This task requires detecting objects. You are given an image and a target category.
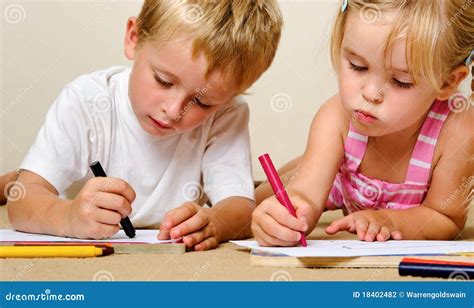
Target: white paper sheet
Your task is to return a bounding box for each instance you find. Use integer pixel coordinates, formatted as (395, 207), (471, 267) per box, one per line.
(0, 229), (176, 244)
(230, 240), (474, 257)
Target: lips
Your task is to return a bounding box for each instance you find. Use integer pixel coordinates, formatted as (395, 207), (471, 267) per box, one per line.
(149, 116), (173, 130)
(354, 109), (377, 124)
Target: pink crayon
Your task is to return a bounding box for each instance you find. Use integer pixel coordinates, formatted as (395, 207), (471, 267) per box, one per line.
(258, 153), (307, 247)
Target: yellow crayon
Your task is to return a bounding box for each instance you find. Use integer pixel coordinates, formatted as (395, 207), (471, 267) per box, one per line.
(0, 245), (114, 258)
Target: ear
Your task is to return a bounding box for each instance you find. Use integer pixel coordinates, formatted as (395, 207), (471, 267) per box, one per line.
(436, 65), (469, 101)
(124, 17), (139, 61)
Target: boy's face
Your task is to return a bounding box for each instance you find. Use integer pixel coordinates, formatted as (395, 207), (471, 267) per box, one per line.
(337, 12), (439, 137)
(124, 18), (236, 137)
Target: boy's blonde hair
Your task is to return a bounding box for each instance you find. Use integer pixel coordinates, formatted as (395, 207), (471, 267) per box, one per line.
(331, 0), (474, 92)
(136, 0), (283, 94)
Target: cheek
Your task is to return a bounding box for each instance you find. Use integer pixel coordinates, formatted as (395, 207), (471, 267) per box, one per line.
(338, 70), (359, 107)
(176, 106), (214, 130)
(383, 92), (431, 125)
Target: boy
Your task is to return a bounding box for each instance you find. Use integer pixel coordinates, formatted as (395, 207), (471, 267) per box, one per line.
(7, 0), (282, 251)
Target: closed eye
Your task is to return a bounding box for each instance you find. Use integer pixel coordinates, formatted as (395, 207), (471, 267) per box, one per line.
(391, 78), (413, 89)
(349, 62), (367, 72)
(193, 97), (212, 109)
(153, 73), (173, 88)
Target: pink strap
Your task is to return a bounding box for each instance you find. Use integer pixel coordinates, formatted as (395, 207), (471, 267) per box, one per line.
(404, 100), (451, 185)
(343, 123), (368, 172)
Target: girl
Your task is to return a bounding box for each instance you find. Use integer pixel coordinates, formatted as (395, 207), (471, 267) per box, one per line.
(253, 0), (473, 246)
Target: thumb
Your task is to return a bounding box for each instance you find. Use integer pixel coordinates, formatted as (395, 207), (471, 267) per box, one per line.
(158, 223), (171, 240)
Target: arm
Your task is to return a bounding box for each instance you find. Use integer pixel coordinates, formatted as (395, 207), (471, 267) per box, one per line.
(386, 109), (473, 240)
(7, 170), (71, 236)
(252, 95), (347, 246)
(8, 170), (136, 239)
(210, 196), (255, 242)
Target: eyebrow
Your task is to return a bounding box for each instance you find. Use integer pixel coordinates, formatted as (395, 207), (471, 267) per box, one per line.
(342, 46), (411, 74)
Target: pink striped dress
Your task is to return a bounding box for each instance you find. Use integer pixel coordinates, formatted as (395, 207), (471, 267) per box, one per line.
(326, 100), (451, 213)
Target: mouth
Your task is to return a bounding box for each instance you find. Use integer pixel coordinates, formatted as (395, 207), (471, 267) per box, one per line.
(354, 109), (378, 124)
(149, 116), (173, 130)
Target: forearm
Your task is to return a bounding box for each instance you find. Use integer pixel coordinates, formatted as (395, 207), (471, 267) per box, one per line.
(210, 196), (255, 242)
(381, 206), (462, 240)
(7, 183), (72, 236)
(0, 171), (19, 204)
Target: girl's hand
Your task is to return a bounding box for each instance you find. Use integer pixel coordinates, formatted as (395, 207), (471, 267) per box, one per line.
(158, 202), (219, 251)
(325, 209), (402, 241)
(251, 189), (318, 247)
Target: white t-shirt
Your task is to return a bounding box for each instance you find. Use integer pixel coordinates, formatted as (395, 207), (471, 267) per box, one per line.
(20, 66), (255, 228)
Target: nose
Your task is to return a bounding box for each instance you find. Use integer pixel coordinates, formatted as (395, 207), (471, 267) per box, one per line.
(160, 93), (187, 120)
(362, 77), (385, 104)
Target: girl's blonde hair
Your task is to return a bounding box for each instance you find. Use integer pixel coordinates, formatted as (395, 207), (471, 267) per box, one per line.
(136, 0), (283, 94)
(331, 0), (474, 92)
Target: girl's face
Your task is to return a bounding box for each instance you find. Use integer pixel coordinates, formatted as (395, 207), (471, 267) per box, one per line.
(338, 11), (440, 137)
(124, 18), (236, 138)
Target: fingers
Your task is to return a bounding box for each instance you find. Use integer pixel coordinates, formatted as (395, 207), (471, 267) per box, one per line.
(160, 203), (199, 233)
(259, 213), (302, 242)
(181, 224), (215, 247)
(88, 224), (120, 240)
(194, 237), (218, 251)
(157, 228), (170, 240)
(86, 177), (136, 204)
(325, 211), (402, 242)
(355, 218), (369, 240)
(91, 192), (132, 218)
(253, 224), (300, 247)
(376, 226), (391, 241)
(364, 222), (381, 242)
(391, 230), (402, 240)
(325, 216), (354, 235)
(94, 208), (122, 225)
(170, 210), (209, 239)
(263, 199), (307, 232)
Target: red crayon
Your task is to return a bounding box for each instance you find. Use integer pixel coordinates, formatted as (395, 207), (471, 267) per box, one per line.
(258, 153), (307, 247)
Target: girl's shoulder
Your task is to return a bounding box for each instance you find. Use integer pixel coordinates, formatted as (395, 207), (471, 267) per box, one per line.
(433, 103), (474, 166)
(313, 93), (351, 141)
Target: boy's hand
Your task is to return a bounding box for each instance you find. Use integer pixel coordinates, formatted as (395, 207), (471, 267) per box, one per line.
(158, 202), (219, 251)
(66, 177), (135, 239)
(325, 209), (402, 241)
(251, 189), (317, 247)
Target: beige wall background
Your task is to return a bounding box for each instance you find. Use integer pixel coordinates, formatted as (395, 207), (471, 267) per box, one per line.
(1, 0), (471, 181)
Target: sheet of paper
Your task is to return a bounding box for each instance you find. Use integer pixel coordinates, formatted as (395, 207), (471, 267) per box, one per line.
(0, 229), (176, 244)
(231, 240), (474, 257)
